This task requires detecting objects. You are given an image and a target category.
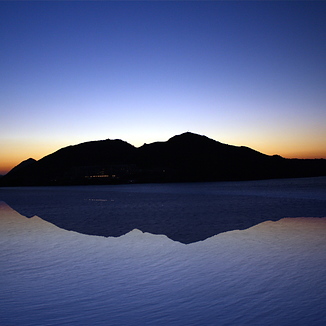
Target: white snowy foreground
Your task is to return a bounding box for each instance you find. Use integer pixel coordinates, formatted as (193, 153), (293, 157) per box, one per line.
(1, 201), (326, 326)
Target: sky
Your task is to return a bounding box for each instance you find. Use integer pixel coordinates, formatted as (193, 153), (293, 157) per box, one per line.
(1, 1), (326, 175)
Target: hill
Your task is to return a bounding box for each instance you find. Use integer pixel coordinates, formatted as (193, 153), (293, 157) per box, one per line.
(1, 132), (325, 186)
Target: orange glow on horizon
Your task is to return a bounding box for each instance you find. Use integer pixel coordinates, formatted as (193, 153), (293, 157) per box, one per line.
(0, 138), (325, 176)
(260, 147), (326, 160)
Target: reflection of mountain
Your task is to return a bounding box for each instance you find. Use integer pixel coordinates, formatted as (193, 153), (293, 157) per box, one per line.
(1, 132), (325, 186)
(2, 199), (326, 326)
(1, 178), (325, 243)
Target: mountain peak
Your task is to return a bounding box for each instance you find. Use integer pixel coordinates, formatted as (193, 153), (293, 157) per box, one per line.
(169, 131), (208, 140)
(1, 133), (325, 186)
(168, 132), (221, 145)
(6, 158), (37, 175)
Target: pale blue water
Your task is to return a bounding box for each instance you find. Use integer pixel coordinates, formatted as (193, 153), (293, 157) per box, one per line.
(1, 177), (326, 325)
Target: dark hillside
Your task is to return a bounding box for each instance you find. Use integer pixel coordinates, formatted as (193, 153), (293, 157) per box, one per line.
(1, 132), (325, 186)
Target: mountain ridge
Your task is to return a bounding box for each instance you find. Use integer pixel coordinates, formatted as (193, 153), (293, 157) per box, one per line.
(1, 132), (325, 186)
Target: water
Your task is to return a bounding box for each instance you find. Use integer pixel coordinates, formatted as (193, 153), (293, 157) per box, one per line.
(1, 177), (325, 243)
(1, 177), (326, 325)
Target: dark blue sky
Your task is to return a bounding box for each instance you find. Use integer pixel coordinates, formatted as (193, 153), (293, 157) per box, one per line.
(1, 1), (325, 173)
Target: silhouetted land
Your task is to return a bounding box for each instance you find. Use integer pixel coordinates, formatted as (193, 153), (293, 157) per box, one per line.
(1, 132), (325, 186)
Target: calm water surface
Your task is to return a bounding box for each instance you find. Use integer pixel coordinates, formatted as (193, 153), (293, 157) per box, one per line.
(0, 177), (325, 243)
(0, 177), (326, 325)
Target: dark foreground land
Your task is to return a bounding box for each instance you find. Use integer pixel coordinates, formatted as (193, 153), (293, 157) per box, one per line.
(1, 132), (325, 186)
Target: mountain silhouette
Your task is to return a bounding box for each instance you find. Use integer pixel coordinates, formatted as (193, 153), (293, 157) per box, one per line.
(1, 132), (325, 186)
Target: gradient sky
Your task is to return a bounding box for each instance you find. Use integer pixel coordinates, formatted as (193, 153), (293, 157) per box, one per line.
(1, 1), (326, 175)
